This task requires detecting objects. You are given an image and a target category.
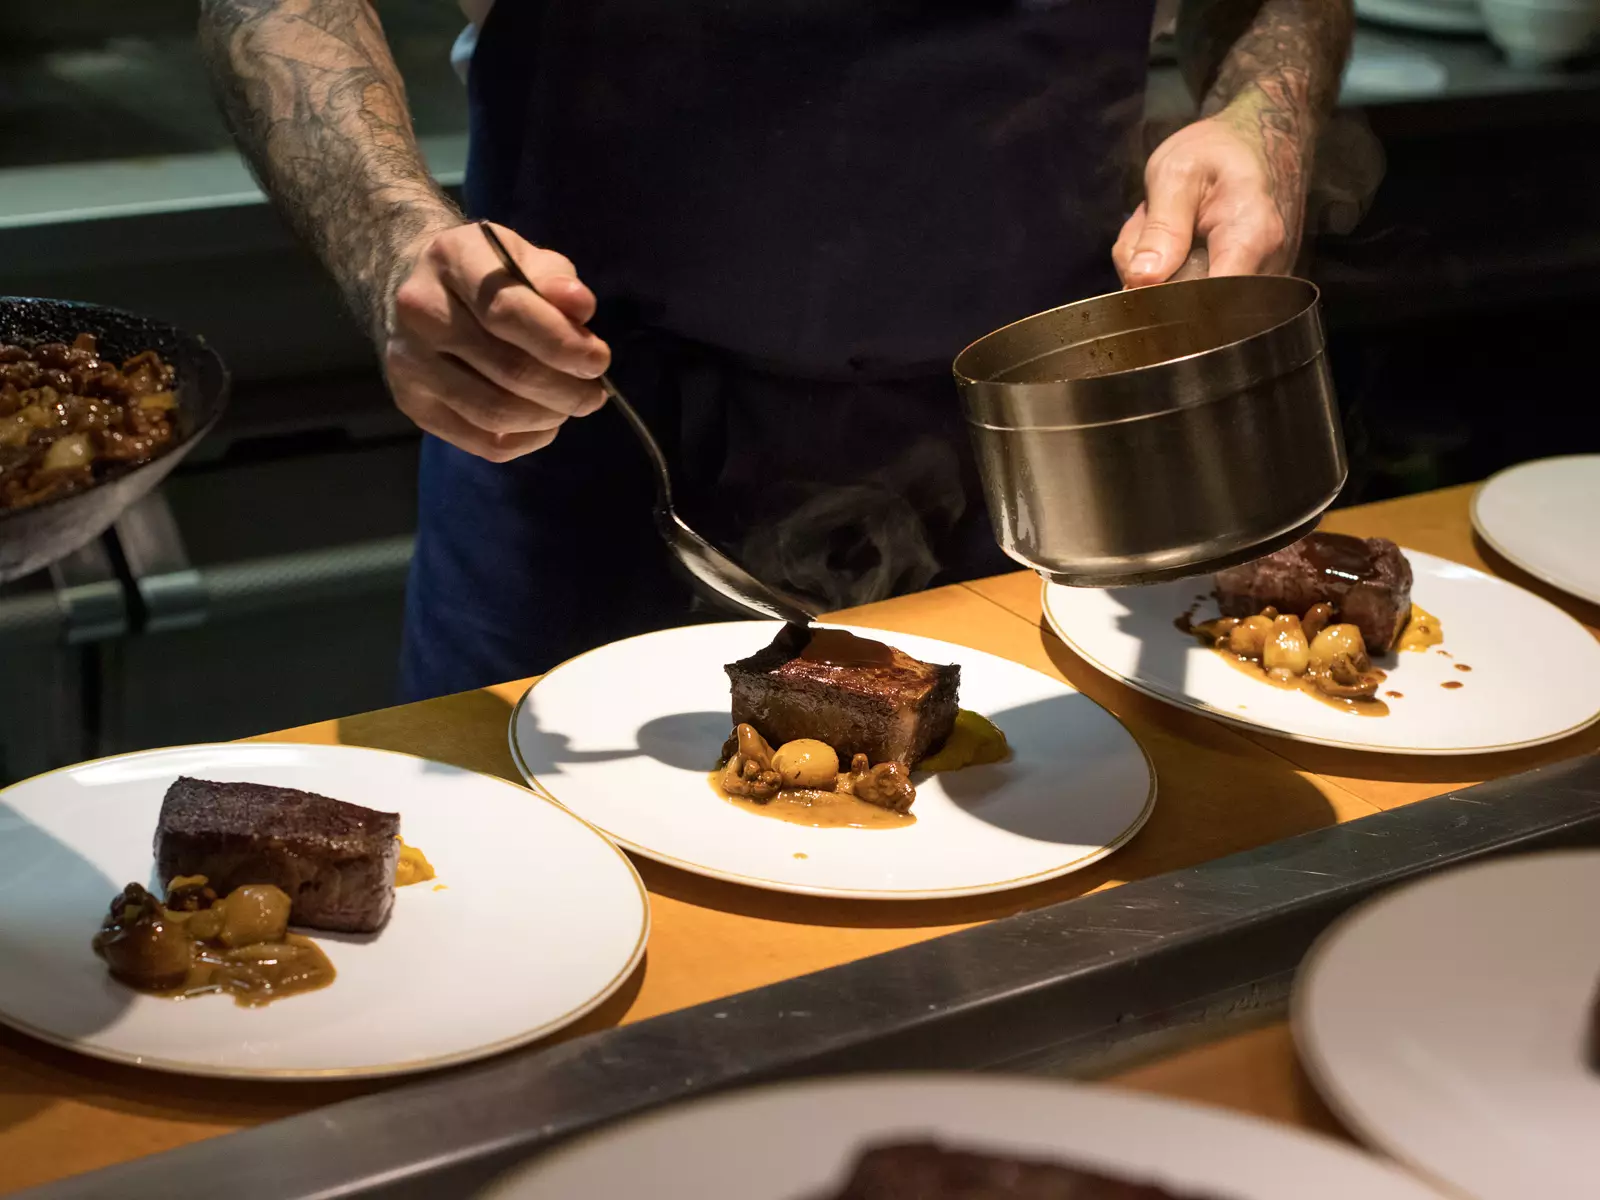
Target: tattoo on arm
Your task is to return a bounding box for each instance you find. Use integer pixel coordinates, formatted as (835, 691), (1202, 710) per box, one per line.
(1175, 0), (1355, 249)
(198, 0), (461, 343)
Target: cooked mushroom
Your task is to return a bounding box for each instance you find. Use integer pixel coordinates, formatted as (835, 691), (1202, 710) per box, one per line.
(1311, 651), (1383, 700)
(1302, 602), (1335, 639)
(91, 883), (193, 990)
(847, 754), (916, 813)
(720, 724), (782, 801)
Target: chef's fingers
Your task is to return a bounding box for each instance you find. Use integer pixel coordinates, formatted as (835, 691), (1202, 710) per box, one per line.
(409, 225), (610, 379)
(437, 288), (607, 417)
(1200, 193), (1289, 278)
(1111, 204), (1148, 286)
(1124, 156), (1206, 288)
(477, 223), (599, 325)
(431, 350), (592, 435)
(405, 394), (560, 463)
(386, 334), (571, 451)
(394, 267), (608, 417)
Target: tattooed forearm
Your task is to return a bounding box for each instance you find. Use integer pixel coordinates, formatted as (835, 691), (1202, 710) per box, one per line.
(1175, 0), (1354, 254)
(198, 0), (461, 344)
(1178, 0), (1354, 118)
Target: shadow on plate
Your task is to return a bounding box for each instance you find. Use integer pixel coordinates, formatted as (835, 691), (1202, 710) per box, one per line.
(508, 699), (646, 780)
(1117, 583), (1207, 700)
(636, 712), (732, 773)
(0, 801), (131, 1070)
(1473, 534), (1600, 630)
(937, 693), (1150, 843)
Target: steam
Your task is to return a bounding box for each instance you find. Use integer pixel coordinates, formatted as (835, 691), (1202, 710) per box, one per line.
(736, 437), (966, 612)
(1306, 110), (1386, 239)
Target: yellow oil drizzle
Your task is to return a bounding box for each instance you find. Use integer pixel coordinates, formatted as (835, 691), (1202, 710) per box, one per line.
(1398, 603), (1444, 652)
(919, 710), (1010, 773)
(395, 838), (436, 887)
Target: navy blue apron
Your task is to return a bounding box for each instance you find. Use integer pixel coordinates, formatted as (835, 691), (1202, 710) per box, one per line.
(401, 0), (1155, 701)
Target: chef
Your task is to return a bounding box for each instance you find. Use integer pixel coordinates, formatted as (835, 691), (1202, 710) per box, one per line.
(198, 0), (1352, 700)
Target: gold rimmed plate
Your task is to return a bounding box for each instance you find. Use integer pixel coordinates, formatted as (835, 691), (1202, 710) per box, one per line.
(508, 622), (1155, 900)
(1043, 549), (1600, 755)
(0, 743), (649, 1079)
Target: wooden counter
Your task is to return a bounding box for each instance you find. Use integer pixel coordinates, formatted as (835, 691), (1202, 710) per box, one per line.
(3, 483), (1596, 1194)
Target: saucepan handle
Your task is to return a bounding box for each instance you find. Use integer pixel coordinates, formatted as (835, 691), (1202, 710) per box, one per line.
(1170, 244), (1210, 283)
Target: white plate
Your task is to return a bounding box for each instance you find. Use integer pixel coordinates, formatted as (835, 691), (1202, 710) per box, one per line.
(1473, 455), (1600, 608)
(508, 622), (1154, 900)
(481, 1074), (1450, 1199)
(1043, 549), (1600, 755)
(0, 743), (649, 1079)
(1355, 0), (1486, 33)
(1294, 851), (1600, 1200)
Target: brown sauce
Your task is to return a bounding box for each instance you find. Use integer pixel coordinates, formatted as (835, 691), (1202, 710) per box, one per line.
(1442, 680), (1464, 690)
(1455, 663), (1472, 672)
(93, 880), (335, 1007)
(1386, 691), (1404, 699)
(166, 933), (335, 1006)
(1303, 532), (1379, 584)
(797, 628), (897, 668)
(1212, 651), (1390, 717)
(709, 772), (914, 829)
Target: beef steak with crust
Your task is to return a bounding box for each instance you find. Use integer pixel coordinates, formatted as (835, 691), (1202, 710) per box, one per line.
(154, 777), (399, 933)
(726, 624), (958, 767)
(1214, 532), (1413, 653)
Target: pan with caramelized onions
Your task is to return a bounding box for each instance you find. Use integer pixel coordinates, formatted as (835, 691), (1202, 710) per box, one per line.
(0, 298), (228, 583)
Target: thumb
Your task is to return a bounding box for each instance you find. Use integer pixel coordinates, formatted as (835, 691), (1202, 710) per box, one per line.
(1124, 162), (1204, 288)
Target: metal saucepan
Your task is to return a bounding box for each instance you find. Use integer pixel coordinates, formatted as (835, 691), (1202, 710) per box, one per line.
(0, 298), (230, 584)
(954, 273), (1345, 587)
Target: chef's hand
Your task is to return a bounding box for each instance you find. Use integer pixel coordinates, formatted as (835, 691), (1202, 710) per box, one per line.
(1113, 106), (1304, 289)
(384, 222), (610, 462)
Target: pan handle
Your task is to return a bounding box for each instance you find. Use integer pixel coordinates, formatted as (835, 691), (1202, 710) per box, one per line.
(1170, 244), (1210, 282)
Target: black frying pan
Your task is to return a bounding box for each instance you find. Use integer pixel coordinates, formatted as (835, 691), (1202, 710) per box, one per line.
(0, 298), (229, 584)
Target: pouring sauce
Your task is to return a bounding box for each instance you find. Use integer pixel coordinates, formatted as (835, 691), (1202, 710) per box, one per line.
(797, 628), (898, 668)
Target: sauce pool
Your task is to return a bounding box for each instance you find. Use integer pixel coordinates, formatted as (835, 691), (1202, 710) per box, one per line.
(709, 772), (914, 829)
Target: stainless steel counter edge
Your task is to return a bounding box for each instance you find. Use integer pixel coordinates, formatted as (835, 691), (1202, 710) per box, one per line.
(20, 751), (1600, 1200)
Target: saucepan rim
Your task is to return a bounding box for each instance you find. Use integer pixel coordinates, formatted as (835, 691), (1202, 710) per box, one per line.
(952, 273), (1322, 389)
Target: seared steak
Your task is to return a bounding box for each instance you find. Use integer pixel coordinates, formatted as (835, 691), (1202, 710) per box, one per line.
(819, 1142), (1224, 1199)
(1214, 532), (1413, 653)
(727, 625), (958, 767)
(154, 777), (399, 933)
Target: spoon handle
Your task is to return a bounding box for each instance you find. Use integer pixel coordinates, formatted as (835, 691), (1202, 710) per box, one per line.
(597, 379), (675, 510)
(475, 220), (674, 509)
